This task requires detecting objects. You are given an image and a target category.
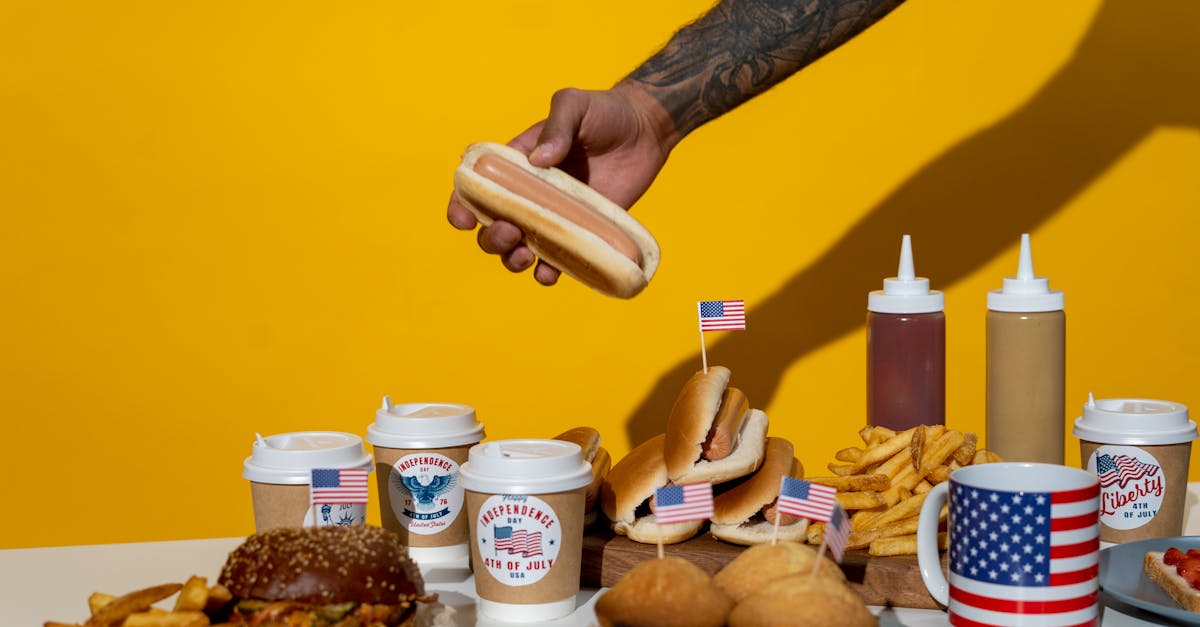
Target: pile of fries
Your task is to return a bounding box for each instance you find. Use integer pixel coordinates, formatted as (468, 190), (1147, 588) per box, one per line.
(804, 425), (1001, 556)
(46, 576), (231, 627)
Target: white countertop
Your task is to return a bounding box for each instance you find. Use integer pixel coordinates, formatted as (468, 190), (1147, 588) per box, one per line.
(7, 484), (1200, 626)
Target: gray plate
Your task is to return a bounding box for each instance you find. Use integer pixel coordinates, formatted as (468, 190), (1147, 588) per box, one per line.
(1100, 536), (1200, 625)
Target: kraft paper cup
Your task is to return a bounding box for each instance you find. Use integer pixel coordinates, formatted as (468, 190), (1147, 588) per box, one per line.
(461, 439), (593, 623)
(917, 463), (1100, 627)
(1073, 396), (1197, 543)
(242, 431), (373, 532)
(366, 398), (485, 566)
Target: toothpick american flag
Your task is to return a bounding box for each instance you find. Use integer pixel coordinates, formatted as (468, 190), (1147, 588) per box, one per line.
(654, 482), (714, 524)
(825, 504), (851, 563)
(310, 468), (369, 504)
(777, 477), (838, 522)
(698, 300), (746, 332)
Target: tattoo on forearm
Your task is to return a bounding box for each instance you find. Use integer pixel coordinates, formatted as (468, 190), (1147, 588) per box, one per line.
(630, 0), (905, 136)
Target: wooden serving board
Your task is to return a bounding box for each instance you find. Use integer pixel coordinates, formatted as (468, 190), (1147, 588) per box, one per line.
(580, 528), (947, 610)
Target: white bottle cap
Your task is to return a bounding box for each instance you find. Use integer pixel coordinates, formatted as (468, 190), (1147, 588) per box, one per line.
(868, 234), (945, 314)
(987, 234), (1064, 312)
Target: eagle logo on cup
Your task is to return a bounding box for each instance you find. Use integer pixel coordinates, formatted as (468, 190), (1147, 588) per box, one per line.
(390, 452), (464, 534)
(400, 472), (457, 510)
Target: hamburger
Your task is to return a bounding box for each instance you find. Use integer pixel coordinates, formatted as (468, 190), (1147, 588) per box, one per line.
(664, 367), (768, 485)
(217, 525), (436, 626)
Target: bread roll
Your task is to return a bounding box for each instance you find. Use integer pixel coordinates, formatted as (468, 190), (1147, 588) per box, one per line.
(595, 557), (732, 627)
(728, 573), (876, 627)
(713, 541), (846, 603)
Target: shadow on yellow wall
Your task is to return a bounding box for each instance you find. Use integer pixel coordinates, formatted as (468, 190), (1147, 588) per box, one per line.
(624, 0), (1200, 446)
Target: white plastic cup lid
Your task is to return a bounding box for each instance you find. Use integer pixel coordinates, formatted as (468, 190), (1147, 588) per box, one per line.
(243, 431), (373, 485)
(366, 398), (485, 449)
(1072, 397), (1197, 446)
(460, 439), (592, 495)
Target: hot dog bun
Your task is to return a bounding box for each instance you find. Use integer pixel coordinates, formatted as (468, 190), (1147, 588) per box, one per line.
(600, 434), (703, 544)
(453, 142), (660, 299)
(710, 438), (808, 546)
(1145, 550), (1200, 612)
(553, 427), (611, 526)
(664, 367), (768, 485)
(554, 426), (600, 461)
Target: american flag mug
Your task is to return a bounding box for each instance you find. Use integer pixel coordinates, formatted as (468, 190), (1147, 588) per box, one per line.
(916, 462), (1101, 627)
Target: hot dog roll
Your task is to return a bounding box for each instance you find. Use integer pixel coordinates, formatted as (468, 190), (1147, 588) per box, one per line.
(453, 142), (661, 299)
(710, 438), (809, 546)
(664, 367), (768, 485)
(553, 427), (611, 526)
(600, 434), (704, 544)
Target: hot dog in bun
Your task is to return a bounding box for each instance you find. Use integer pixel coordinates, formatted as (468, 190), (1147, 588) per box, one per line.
(710, 437), (808, 545)
(599, 434), (704, 544)
(664, 366), (768, 485)
(453, 142), (660, 299)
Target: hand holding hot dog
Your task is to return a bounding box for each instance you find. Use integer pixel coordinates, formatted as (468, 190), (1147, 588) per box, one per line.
(447, 81), (677, 290)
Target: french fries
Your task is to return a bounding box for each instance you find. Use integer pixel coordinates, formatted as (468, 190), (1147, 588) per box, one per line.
(808, 425), (1000, 556)
(809, 473), (889, 492)
(47, 577), (229, 627)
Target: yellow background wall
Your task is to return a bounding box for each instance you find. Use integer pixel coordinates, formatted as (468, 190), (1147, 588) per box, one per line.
(3, 1), (1198, 549)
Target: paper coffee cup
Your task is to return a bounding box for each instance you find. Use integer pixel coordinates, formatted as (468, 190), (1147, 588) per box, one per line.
(461, 439), (592, 622)
(366, 398), (485, 565)
(1073, 396), (1197, 543)
(242, 431), (373, 532)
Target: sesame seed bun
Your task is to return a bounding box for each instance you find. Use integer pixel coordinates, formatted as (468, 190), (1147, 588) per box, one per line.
(218, 526), (429, 607)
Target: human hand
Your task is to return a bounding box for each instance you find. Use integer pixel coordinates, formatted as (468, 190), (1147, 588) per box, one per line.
(447, 81), (676, 287)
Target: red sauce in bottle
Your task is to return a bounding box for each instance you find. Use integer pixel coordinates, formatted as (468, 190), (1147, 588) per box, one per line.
(866, 235), (945, 430)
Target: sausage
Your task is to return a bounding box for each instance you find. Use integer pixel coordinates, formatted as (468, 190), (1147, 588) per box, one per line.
(760, 497), (803, 526)
(700, 387), (749, 461)
(473, 153), (643, 266)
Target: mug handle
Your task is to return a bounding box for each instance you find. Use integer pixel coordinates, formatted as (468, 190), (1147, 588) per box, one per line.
(917, 481), (949, 606)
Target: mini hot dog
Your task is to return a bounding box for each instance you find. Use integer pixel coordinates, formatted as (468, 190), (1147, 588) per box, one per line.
(701, 387), (749, 461)
(453, 142), (661, 299)
(710, 437), (809, 546)
(664, 366), (768, 485)
(599, 434), (705, 545)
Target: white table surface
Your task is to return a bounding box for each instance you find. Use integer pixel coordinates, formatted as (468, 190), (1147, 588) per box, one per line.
(8, 484), (1200, 627)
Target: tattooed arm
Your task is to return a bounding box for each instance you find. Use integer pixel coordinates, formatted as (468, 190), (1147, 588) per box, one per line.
(448, 0), (905, 287)
(631, 0), (906, 140)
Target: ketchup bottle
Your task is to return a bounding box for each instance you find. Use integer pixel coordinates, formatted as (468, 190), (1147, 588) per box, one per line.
(867, 235), (945, 430)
